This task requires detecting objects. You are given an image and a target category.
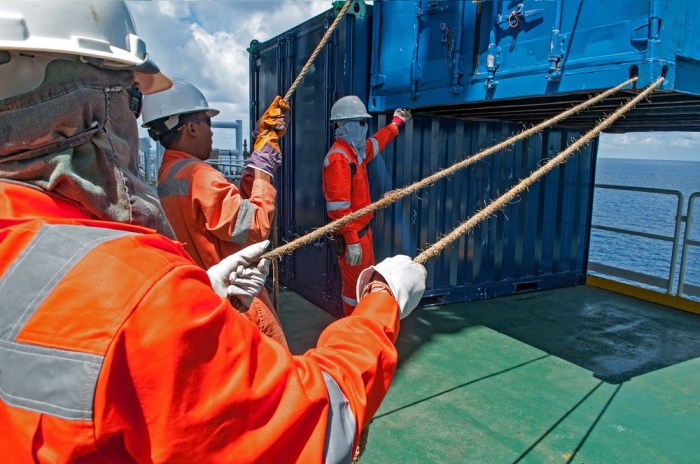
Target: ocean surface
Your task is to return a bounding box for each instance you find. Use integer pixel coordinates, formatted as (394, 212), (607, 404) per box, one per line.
(590, 158), (700, 299)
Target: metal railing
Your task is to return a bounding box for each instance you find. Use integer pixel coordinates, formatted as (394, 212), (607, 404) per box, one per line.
(589, 185), (700, 299)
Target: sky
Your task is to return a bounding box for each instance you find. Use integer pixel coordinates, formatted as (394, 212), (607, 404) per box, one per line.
(127, 0), (330, 151)
(127, 1), (700, 162)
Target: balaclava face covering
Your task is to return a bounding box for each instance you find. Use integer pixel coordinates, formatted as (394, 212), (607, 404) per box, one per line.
(335, 119), (369, 164)
(0, 59), (175, 238)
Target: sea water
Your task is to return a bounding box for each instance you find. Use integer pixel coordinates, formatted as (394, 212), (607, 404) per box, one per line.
(590, 158), (700, 298)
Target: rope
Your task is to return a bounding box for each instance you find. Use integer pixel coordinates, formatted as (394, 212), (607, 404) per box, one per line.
(262, 76), (638, 262)
(283, 0), (355, 103)
(414, 75), (665, 264)
(271, 0), (354, 307)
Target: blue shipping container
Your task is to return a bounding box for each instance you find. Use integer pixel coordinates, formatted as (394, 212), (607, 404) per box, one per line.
(370, 0), (700, 131)
(249, 2), (597, 316)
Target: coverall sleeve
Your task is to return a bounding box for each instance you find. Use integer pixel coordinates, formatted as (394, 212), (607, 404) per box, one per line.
(96, 261), (400, 463)
(190, 164), (276, 246)
(363, 122), (400, 165)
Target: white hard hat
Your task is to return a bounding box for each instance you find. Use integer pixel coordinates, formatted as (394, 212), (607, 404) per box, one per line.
(330, 95), (371, 121)
(141, 78), (219, 132)
(0, 0), (171, 96)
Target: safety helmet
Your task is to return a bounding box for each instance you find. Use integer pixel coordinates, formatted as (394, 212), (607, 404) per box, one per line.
(0, 0), (171, 96)
(329, 95), (371, 122)
(141, 78), (219, 140)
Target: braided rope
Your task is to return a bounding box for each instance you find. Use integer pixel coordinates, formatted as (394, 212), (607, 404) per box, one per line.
(414, 76), (665, 264)
(283, 0), (355, 103)
(262, 77), (639, 261)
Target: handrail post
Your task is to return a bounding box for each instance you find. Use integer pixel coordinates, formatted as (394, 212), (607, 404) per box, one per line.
(667, 191), (685, 294)
(677, 192), (699, 296)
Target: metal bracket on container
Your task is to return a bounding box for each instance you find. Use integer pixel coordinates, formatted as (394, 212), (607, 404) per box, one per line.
(547, 30), (567, 82)
(496, 3), (543, 29)
(371, 74), (386, 88)
(630, 17), (661, 48)
(484, 42), (500, 90)
(416, 0), (448, 17)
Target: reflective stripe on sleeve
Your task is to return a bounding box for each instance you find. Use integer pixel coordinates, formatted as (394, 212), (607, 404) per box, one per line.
(322, 372), (356, 464)
(369, 137), (379, 157)
(341, 294), (358, 307)
(231, 199), (254, 244)
(0, 224), (133, 420)
(326, 201), (351, 212)
(157, 158), (197, 199)
(323, 148), (354, 169)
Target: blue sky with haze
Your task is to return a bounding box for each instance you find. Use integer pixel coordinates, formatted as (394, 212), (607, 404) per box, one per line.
(127, 1), (699, 162)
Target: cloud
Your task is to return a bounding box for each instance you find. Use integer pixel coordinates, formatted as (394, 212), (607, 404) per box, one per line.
(127, 0), (330, 145)
(599, 132), (700, 161)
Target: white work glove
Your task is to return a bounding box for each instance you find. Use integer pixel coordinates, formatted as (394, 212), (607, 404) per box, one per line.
(207, 240), (270, 311)
(345, 242), (363, 266)
(392, 108), (412, 127)
(356, 255), (427, 319)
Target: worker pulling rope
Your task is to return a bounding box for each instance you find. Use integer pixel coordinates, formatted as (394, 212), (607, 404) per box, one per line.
(269, 0), (355, 309)
(414, 75), (665, 264)
(262, 76), (639, 262)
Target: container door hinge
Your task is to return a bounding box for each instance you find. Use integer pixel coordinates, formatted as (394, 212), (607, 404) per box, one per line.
(410, 61), (421, 99)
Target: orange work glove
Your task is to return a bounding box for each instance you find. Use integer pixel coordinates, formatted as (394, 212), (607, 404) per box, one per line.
(247, 96), (291, 176)
(253, 96), (291, 153)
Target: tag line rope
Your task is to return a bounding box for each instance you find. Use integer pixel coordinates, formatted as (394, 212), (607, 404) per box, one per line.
(262, 76), (640, 262)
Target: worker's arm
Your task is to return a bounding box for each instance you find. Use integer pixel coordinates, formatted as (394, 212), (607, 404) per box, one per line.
(364, 108), (411, 164)
(190, 163), (275, 246)
(97, 249), (424, 462)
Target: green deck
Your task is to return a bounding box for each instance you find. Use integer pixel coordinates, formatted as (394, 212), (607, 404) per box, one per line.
(278, 285), (700, 463)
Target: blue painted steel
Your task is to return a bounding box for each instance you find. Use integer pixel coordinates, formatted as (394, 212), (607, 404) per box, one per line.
(250, 1), (595, 315)
(369, 0), (700, 112)
(249, 2), (372, 317)
(370, 114), (594, 304)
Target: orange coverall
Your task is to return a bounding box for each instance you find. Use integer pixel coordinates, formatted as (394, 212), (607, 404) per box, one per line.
(322, 124), (399, 316)
(157, 149), (286, 345)
(0, 182), (400, 463)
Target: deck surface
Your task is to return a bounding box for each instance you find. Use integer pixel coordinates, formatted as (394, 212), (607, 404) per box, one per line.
(278, 285), (700, 463)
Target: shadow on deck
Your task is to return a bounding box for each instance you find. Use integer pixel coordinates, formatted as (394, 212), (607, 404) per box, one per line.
(278, 285), (700, 463)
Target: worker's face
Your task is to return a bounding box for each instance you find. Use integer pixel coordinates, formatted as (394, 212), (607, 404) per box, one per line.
(187, 113), (214, 160)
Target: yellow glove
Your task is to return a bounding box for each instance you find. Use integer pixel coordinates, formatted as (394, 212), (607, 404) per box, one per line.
(248, 97), (291, 176)
(253, 96), (291, 152)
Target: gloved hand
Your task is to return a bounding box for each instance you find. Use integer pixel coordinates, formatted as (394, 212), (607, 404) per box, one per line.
(355, 255), (427, 319)
(207, 240), (270, 310)
(345, 242), (362, 266)
(254, 95), (291, 138)
(248, 96), (291, 177)
(392, 108), (412, 127)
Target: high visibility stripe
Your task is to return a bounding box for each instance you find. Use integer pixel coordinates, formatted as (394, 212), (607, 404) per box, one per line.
(341, 294), (358, 307)
(369, 137), (379, 157)
(323, 148), (353, 169)
(157, 158), (197, 199)
(0, 224), (133, 420)
(327, 201), (351, 212)
(322, 372), (356, 464)
(157, 179), (189, 198)
(231, 199), (253, 244)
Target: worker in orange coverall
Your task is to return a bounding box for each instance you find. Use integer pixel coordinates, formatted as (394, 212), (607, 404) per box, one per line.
(0, 1), (427, 462)
(322, 95), (412, 316)
(141, 78), (288, 347)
